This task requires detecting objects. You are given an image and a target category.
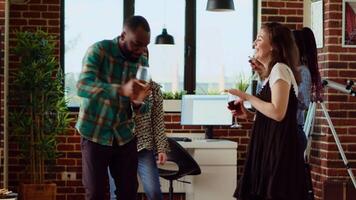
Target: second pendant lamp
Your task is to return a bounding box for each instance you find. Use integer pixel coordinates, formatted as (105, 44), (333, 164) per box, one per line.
(155, 28), (174, 45)
(206, 0), (235, 12)
(155, 0), (174, 45)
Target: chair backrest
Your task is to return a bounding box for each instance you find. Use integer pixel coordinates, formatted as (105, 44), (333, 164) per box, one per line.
(159, 138), (201, 181)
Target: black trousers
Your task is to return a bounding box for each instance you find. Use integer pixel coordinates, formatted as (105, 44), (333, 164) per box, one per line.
(81, 137), (138, 200)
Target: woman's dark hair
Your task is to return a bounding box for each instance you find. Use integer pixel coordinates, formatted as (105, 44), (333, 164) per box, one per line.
(262, 22), (300, 84)
(301, 27), (322, 100)
(292, 30), (306, 65)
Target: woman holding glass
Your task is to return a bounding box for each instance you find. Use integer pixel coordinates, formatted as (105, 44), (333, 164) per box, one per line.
(227, 22), (307, 200)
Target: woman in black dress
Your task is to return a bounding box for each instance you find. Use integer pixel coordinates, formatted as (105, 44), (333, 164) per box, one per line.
(227, 22), (307, 200)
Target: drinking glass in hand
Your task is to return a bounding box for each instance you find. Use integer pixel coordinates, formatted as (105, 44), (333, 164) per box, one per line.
(136, 66), (151, 84)
(227, 94), (242, 128)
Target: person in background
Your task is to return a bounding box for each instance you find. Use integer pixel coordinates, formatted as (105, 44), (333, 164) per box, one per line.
(301, 27), (322, 102)
(109, 80), (169, 200)
(292, 29), (312, 156)
(294, 27), (322, 200)
(76, 16), (151, 200)
(227, 22), (307, 200)
(292, 28), (323, 154)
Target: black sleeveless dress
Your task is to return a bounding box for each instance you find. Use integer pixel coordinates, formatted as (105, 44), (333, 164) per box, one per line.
(234, 81), (307, 200)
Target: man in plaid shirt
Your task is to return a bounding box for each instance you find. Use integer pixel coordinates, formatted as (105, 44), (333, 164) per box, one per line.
(76, 16), (151, 200)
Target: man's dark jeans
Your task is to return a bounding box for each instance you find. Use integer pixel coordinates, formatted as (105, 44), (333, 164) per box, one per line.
(81, 137), (138, 200)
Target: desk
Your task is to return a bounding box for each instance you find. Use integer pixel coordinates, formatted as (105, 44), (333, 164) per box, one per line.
(138, 134), (237, 200)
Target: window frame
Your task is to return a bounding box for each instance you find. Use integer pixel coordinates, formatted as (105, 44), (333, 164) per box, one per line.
(60, 0), (258, 110)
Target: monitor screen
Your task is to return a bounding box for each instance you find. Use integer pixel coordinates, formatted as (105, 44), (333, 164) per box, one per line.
(180, 95), (232, 126)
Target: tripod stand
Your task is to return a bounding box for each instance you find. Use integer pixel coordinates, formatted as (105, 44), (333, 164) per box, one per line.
(303, 100), (356, 190)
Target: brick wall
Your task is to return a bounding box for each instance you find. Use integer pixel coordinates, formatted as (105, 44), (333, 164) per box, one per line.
(0, 0), (355, 200)
(313, 0), (356, 200)
(261, 0), (304, 30)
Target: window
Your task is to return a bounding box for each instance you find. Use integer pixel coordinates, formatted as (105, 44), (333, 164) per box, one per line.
(196, 0), (254, 94)
(134, 0), (185, 93)
(62, 0), (256, 107)
(64, 0), (123, 107)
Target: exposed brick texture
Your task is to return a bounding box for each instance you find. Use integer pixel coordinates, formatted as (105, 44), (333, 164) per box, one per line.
(261, 0), (304, 30)
(308, 0), (356, 199)
(0, 0), (355, 200)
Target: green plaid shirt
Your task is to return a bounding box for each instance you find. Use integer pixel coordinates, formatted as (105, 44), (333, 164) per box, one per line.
(75, 37), (149, 146)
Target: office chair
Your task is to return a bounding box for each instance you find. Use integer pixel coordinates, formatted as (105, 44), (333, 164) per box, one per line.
(158, 137), (201, 200)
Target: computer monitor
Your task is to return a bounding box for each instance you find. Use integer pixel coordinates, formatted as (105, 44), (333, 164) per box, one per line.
(180, 95), (232, 139)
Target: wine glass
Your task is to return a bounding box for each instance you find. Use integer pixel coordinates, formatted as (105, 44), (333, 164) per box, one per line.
(227, 94), (242, 128)
(136, 66), (151, 84)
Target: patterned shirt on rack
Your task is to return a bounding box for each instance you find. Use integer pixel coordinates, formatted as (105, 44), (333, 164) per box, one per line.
(135, 81), (169, 153)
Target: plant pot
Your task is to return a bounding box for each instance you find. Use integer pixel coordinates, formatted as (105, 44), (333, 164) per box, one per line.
(163, 99), (181, 112)
(20, 183), (56, 200)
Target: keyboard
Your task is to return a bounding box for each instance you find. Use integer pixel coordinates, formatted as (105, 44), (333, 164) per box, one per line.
(170, 137), (192, 142)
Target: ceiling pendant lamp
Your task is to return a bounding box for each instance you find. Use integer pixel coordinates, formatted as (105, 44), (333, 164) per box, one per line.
(155, 28), (175, 45)
(206, 0), (235, 12)
(155, 0), (174, 45)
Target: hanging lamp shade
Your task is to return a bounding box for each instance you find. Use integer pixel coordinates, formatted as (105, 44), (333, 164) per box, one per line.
(155, 28), (174, 45)
(206, 0), (235, 11)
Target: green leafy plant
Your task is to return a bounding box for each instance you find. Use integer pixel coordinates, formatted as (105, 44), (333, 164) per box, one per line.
(235, 73), (250, 92)
(162, 90), (187, 100)
(10, 30), (72, 184)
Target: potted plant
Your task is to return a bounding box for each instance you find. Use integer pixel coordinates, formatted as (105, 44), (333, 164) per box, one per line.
(235, 73), (251, 92)
(10, 30), (72, 200)
(162, 90), (186, 112)
(233, 73), (252, 113)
